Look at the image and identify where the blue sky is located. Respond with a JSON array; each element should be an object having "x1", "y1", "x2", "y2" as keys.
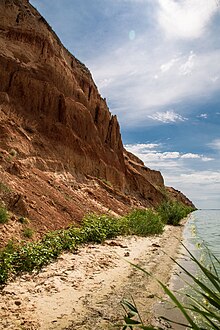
[{"x1": 30, "y1": 0, "x2": 220, "y2": 209}]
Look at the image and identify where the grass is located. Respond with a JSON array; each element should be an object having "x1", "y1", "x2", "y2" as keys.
[
  {"x1": 0, "y1": 206, "x2": 9, "y2": 224},
  {"x1": 0, "y1": 182, "x2": 11, "y2": 193},
  {"x1": 119, "y1": 243, "x2": 220, "y2": 329},
  {"x1": 157, "y1": 200, "x2": 195, "y2": 226},
  {"x1": 23, "y1": 227, "x2": 34, "y2": 238},
  {"x1": 0, "y1": 201, "x2": 193, "y2": 286},
  {"x1": 121, "y1": 209, "x2": 164, "y2": 236},
  {"x1": 18, "y1": 216, "x2": 29, "y2": 224}
]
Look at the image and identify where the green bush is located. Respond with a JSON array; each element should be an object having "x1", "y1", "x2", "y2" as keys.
[
  {"x1": 23, "y1": 227, "x2": 34, "y2": 238},
  {"x1": 0, "y1": 203, "x2": 191, "y2": 286},
  {"x1": 0, "y1": 206, "x2": 9, "y2": 224},
  {"x1": 81, "y1": 214, "x2": 121, "y2": 243},
  {"x1": 123, "y1": 209, "x2": 164, "y2": 236},
  {"x1": 0, "y1": 241, "x2": 17, "y2": 284},
  {"x1": 157, "y1": 201, "x2": 193, "y2": 226}
]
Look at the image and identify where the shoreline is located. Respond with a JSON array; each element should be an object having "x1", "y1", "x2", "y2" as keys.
[{"x1": 0, "y1": 223, "x2": 186, "y2": 330}]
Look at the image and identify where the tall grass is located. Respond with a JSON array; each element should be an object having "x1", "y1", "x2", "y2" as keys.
[
  {"x1": 121, "y1": 209, "x2": 164, "y2": 236},
  {"x1": 119, "y1": 244, "x2": 220, "y2": 329},
  {"x1": 157, "y1": 201, "x2": 194, "y2": 226},
  {"x1": 0, "y1": 206, "x2": 9, "y2": 224}
]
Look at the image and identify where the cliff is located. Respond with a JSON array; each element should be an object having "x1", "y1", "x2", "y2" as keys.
[{"x1": 0, "y1": 0, "x2": 194, "y2": 246}]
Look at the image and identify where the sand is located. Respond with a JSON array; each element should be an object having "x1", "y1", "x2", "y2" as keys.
[{"x1": 0, "y1": 223, "x2": 186, "y2": 330}]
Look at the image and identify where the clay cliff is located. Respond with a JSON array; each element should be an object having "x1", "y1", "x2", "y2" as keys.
[{"x1": 0, "y1": 0, "x2": 194, "y2": 246}]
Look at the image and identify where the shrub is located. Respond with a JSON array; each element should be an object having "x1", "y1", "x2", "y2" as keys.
[
  {"x1": 123, "y1": 209, "x2": 164, "y2": 236},
  {"x1": 0, "y1": 204, "x2": 190, "y2": 285},
  {"x1": 0, "y1": 241, "x2": 17, "y2": 284},
  {"x1": 23, "y1": 227, "x2": 34, "y2": 238},
  {"x1": 0, "y1": 206, "x2": 9, "y2": 224},
  {"x1": 81, "y1": 214, "x2": 121, "y2": 243},
  {"x1": 18, "y1": 216, "x2": 29, "y2": 224},
  {"x1": 157, "y1": 201, "x2": 193, "y2": 226}
]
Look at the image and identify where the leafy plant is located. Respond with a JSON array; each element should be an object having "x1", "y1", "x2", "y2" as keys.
[
  {"x1": 0, "y1": 204, "x2": 193, "y2": 286},
  {"x1": 0, "y1": 240, "x2": 17, "y2": 284},
  {"x1": 120, "y1": 298, "x2": 157, "y2": 329},
  {"x1": 81, "y1": 214, "x2": 121, "y2": 243}
]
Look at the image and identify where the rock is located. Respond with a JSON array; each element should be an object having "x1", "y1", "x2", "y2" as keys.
[
  {"x1": 0, "y1": 0, "x2": 195, "y2": 244},
  {"x1": 14, "y1": 300, "x2": 22, "y2": 306}
]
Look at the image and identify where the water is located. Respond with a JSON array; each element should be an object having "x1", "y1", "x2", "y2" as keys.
[
  {"x1": 154, "y1": 210, "x2": 220, "y2": 329},
  {"x1": 188, "y1": 209, "x2": 220, "y2": 259}
]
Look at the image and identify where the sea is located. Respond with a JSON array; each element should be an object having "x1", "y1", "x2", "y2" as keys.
[
  {"x1": 187, "y1": 209, "x2": 220, "y2": 259},
  {"x1": 154, "y1": 209, "x2": 220, "y2": 329}
]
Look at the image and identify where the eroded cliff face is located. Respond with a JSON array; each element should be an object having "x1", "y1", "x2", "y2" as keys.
[{"x1": 0, "y1": 0, "x2": 194, "y2": 245}]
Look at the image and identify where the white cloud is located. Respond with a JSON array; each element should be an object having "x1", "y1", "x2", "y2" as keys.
[
  {"x1": 165, "y1": 170, "x2": 220, "y2": 209},
  {"x1": 158, "y1": 0, "x2": 217, "y2": 39},
  {"x1": 160, "y1": 58, "x2": 179, "y2": 73},
  {"x1": 181, "y1": 171, "x2": 220, "y2": 184},
  {"x1": 211, "y1": 76, "x2": 219, "y2": 83},
  {"x1": 125, "y1": 143, "x2": 218, "y2": 208},
  {"x1": 125, "y1": 143, "x2": 213, "y2": 163},
  {"x1": 90, "y1": 45, "x2": 220, "y2": 126},
  {"x1": 179, "y1": 51, "x2": 196, "y2": 75},
  {"x1": 181, "y1": 153, "x2": 200, "y2": 159},
  {"x1": 208, "y1": 139, "x2": 220, "y2": 151},
  {"x1": 197, "y1": 113, "x2": 208, "y2": 119},
  {"x1": 148, "y1": 110, "x2": 187, "y2": 123}
]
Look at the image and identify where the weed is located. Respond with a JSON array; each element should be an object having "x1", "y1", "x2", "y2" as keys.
[
  {"x1": 101, "y1": 179, "x2": 112, "y2": 187},
  {"x1": 23, "y1": 227, "x2": 34, "y2": 238},
  {"x1": 0, "y1": 240, "x2": 17, "y2": 284},
  {"x1": 9, "y1": 149, "x2": 17, "y2": 157},
  {"x1": 122, "y1": 209, "x2": 164, "y2": 236},
  {"x1": 157, "y1": 201, "x2": 193, "y2": 226},
  {"x1": 18, "y1": 217, "x2": 29, "y2": 224},
  {"x1": 0, "y1": 182, "x2": 11, "y2": 193},
  {"x1": 0, "y1": 203, "x2": 194, "y2": 286},
  {"x1": 0, "y1": 206, "x2": 9, "y2": 224}
]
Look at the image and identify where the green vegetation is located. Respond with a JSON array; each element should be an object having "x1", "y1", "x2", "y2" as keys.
[
  {"x1": 81, "y1": 214, "x2": 122, "y2": 243},
  {"x1": 121, "y1": 209, "x2": 164, "y2": 236},
  {"x1": 119, "y1": 244, "x2": 220, "y2": 329},
  {"x1": 0, "y1": 206, "x2": 9, "y2": 224},
  {"x1": 157, "y1": 200, "x2": 194, "y2": 226},
  {"x1": 23, "y1": 227, "x2": 34, "y2": 238},
  {"x1": 0, "y1": 201, "x2": 193, "y2": 286},
  {"x1": 0, "y1": 182, "x2": 11, "y2": 193},
  {"x1": 9, "y1": 149, "x2": 17, "y2": 157},
  {"x1": 18, "y1": 216, "x2": 29, "y2": 224}
]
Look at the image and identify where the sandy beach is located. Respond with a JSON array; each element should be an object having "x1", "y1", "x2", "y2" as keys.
[{"x1": 0, "y1": 223, "x2": 186, "y2": 330}]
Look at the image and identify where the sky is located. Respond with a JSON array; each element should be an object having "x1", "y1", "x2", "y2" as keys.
[{"x1": 30, "y1": 0, "x2": 220, "y2": 209}]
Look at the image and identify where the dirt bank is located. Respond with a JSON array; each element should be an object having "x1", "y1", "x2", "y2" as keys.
[{"x1": 0, "y1": 224, "x2": 185, "y2": 330}]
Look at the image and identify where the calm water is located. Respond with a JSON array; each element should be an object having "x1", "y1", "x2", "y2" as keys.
[
  {"x1": 187, "y1": 209, "x2": 220, "y2": 258},
  {"x1": 154, "y1": 209, "x2": 220, "y2": 329}
]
